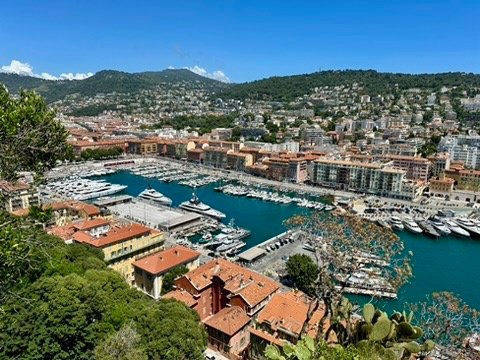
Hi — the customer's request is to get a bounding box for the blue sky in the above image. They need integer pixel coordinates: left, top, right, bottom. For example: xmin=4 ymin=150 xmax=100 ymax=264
xmin=0 ymin=0 xmax=479 ymax=83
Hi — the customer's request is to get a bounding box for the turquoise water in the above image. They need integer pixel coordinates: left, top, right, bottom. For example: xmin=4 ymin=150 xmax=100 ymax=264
xmin=102 ymin=170 xmax=480 ymax=310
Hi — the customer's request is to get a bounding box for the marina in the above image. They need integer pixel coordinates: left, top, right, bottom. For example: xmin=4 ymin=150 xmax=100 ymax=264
xmin=44 ymin=168 xmax=480 ymax=310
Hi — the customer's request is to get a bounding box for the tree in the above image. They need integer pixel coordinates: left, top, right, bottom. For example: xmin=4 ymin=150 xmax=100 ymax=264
xmin=28 ymin=204 xmax=54 ymax=226
xmin=0 ymin=212 xmax=63 ymax=304
xmin=408 ymin=292 xmax=480 ymax=358
xmin=0 ymin=213 xmax=207 ymax=360
xmin=230 ymin=126 xmax=242 ymax=141
xmin=134 ymin=299 xmax=207 ymax=360
xmin=95 ymin=322 xmax=147 ymax=360
xmin=285 ymin=254 xmax=319 ymax=296
xmin=0 ymin=85 xmax=69 ymax=181
xmin=284 ymin=213 xmax=412 ymax=345
xmin=162 ymin=265 xmax=189 ymax=294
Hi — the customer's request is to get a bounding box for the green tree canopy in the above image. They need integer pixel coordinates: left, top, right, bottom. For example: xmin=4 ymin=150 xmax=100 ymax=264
xmin=161 ymin=265 xmax=189 ymax=294
xmin=285 ymin=254 xmax=319 ymax=296
xmin=0 ymin=85 xmax=69 ymax=181
xmin=0 ymin=212 xmax=207 ymax=360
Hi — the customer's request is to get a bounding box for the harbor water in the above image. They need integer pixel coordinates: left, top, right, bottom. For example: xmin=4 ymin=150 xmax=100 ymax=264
xmin=101 ymin=170 xmax=480 ymax=310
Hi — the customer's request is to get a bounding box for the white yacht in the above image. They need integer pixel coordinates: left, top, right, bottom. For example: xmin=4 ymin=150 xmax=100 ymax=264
xmin=444 ymin=219 xmax=470 ymax=237
xmin=138 ymin=188 xmax=172 ymax=206
xmin=454 ymin=218 xmax=480 ymax=237
xmin=43 ymin=177 xmax=127 ymax=200
xmin=403 ymin=218 xmax=423 ymax=234
xmin=389 ymin=216 xmax=404 ymax=231
xmin=428 ymin=219 xmax=451 ymax=235
xmin=179 ymin=192 xmax=226 ymax=220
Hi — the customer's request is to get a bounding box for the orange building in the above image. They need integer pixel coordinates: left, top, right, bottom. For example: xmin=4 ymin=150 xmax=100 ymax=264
xmin=132 ymin=245 xmax=200 ymax=299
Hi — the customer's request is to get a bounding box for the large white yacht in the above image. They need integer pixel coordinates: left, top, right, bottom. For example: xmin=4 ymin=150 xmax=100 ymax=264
xmin=43 ymin=177 xmax=127 ymax=200
xmin=179 ymin=192 xmax=226 ymax=220
xmin=402 ymin=218 xmax=423 ymax=234
xmin=428 ymin=218 xmax=451 ymax=235
xmin=138 ymin=188 xmax=172 ymax=206
xmin=389 ymin=216 xmax=404 ymax=231
xmin=454 ymin=218 xmax=480 ymax=237
xmin=444 ymin=219 xmax=470 ymax=237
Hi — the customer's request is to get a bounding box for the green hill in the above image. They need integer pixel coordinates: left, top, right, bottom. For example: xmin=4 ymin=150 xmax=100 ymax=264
xmin=217 ymin=70 xmax=480 ymax=101
xmin=0 ymin=69 xmax=230 ymax=102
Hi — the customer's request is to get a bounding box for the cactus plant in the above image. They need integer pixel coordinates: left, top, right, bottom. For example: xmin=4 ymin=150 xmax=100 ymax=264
xmin=353 ymin=303 xmax=435 ymax=359
xmin=370 ymin=318 xmax=392 ymax=341
xmin=363 ymin=303 xmax=375 ymax=323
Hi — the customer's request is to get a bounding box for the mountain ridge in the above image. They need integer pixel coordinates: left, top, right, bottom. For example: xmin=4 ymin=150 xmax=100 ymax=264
xmin=2 ymin=68 xmax=480 ymax=104
xmin=0 ymin=68 xmax=230 ymax=102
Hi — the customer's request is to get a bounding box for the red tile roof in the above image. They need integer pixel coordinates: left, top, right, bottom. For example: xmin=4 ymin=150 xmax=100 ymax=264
xmin=47 ymin=200 xmax=101 ymax=217
xmin=0 ymin=180 xmax=31 ymax=192
xmin=132 ymin=245 xmax=200 ymax=275
xmin=256 ymin=291 xmax=311 ymax=337
xmin=249 ymin=327 xmax=285 ymax=347
xmin=204 ymin=306 xmax=251 ymax=336
xmin=163 ymin=289 xmax=198 ymax=307
xmin=72 ymin=218 xmax=110 ymax=231
xmin=181 ymin=259 xmax=280 ymax=308
xmin=74 ymin=223 xmax=158 ymax=248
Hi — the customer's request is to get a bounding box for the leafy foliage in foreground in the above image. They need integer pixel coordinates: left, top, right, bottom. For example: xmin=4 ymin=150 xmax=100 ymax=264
xmin=0 ymin=85 xmax=70 ymax=181
xmin=265 ymin=303 xmax=434 ymax=360
xmin=0 ymin=212 xmax=207 ymax=360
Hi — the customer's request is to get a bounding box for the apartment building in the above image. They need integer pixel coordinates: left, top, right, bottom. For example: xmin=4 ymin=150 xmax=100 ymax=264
xmin=69 ymin=139 xmax=127 ymax=156
xmin=132 ymin=245 xmax=200 ymax=300
xmin=445 ymin=168 xmax=480 ymax=191
xmin=438 ymin=135 xmax=480 ymax=169
xmin=429 ymin=177 xmax=455 ymax=199
xmin=46 ymin=200 xmax=101 ymax=226
xmin=164 ymin=258 xmax=280 ymax=359
xmin=127 ymin=139 xmax=158 ymax=156
xmin=427 ymin=153 xmax=451 ymax=177
xmin=51 ymin=219 xmax=165 ymax=284
xmin=0 ymin=181 xmax=40 ymax=213
xmin=226 ymin=152 xmax=254 ymax=172
xmin=385 ymin=155 xmax=430 ymax=182
xmin=311 ymin=159 xmax=405 ymax=198
xmin=249 ymin=291 xmax=325 ymax=359
xmin=204 ymin=147 xmax=231 ymax=168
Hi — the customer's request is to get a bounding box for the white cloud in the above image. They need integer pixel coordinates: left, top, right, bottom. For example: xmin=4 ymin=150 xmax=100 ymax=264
xmin=59 ymin=72 xmax=94 ymax=80
xmin=40 ymin=72 xmax=58 ymax=80
xmin=186 ymin=65 xmax=230 ymax=83
xmin=1 ymin=60 xmax=35 ymax=76
xmin=0 ymin=59 xmax=93 ymax=81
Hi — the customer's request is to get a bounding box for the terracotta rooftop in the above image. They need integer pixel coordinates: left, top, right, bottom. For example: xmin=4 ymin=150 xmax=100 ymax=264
xmin=163 ymin=289 xmax=198 ymax=308
xmin=204 ymin=306 xmax=251 ymax=336
xmin=182 ymin=259 xmax=280 ymax=308
xmin=249 ymin=327 xmax=285 ymax=347
xmin=0 ymin=180 xmax=31 ymax=192
xmin=46 ymin=200 xmax=101 ymax=217
xmin=257 ymin=291 xmax=311 ymax=337
xmin=133 ymin=245 xmax=200 ymax=275
xmin=72 ymin=218 xmax=110 ymax=231
xmin=74 ymin=223 xmax=158 ymax=248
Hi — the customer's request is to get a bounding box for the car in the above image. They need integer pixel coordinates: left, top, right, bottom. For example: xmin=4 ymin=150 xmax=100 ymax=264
xmin=281 ymin=256 xmax=289 ymax=261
